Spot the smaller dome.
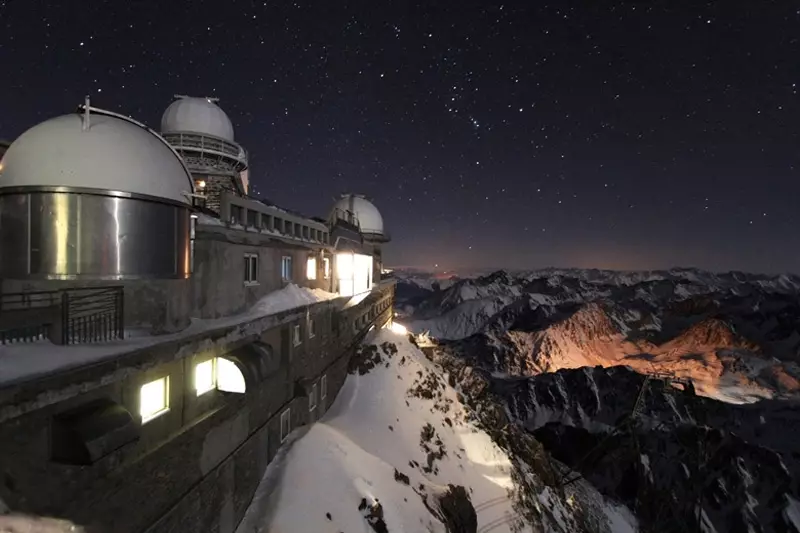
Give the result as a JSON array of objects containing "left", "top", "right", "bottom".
[
  {"left": 331, "top": 194, "right": 384, "bottom": 236},
  {"left": 0, "top": 111, "right": 193, "bottom": 204},
  {"left": 161, "top": 97, "right": 235, "bottom": 142}
]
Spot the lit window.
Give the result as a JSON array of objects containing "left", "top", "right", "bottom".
[
  {"left": 293, "top": 324, "right": 302, "bottom": 346},
  {"left": 323, "top": 257, "right": 330, "bottom": 279},
  {"left": 321, "top": 374, "right": 327, "bottom": 399},
  {"left": 195, "top": 359, "right": 216, "bottom": 396},
  {"left": 309, "top": 382, "right": 318, "bottom": 411},
  {"left": 308, "top": 318, "right": 315, "bottom": 338},
  {"left": 217, "top": 358, "right": 246, "bottom": 393},
  {"left": 281, "top": 256, "right": 293, "bottom": 281},
  {"left": 306, "top": 257, "right": 317, "bottom": 280},
  {"left": 244, "top": 253, "right": 259, "bottom": 284},
  {"left": 280, "top": 408, "right": 291, "bottom": 442},
  {"left": 140, "top": 377, "right": 169, "bottom": 423}
]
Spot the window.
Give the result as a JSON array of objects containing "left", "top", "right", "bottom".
[
  {"left": 230, "top": 205, "right": 244, "bottom": 225},
  {"left": 323, "top": 257, "right": 330, "bottom": 279},
  {"left": 274, "top": 217, "right": 283, "bottom": 233},
  {"left": 306, "top": 257, "right": 317, "bottom": 280},
  {"left": 285, "top": 221, "right": 293, "bottom": 235},
  {"left": 244, "top": 253, "right": 259, "bottom": 284},
  {"left": 140, "top": 377, "right": 169, "bottom": 423},
  {"left": 246, "top": 209, "right": 257, "bottom": 228},
  {"left": 262, "top": 214, "right": 272, "bottom": 231},
  {"left": 281, "top": 256, "right": 293, "bottom": 281},
  {"left": 293, "top": 324, "right": 302, "bottom": 346},
  {"left": 217, "top": 358, "right": 246, "bottom": 393},
  {"left": 321, "top": 375, "right": 327, "bottom": 399},
  {"left": 309, "top": 382, "right": 318, "bottom": 411},
  {"left": 280, "top": 408, "right": 291, "bottom": 442},
  {"left": 308, "top": 318, "right": 315, "bottom": 338},
  {"left": 195, "top": 359, "right": 215, "bottom": 396}
]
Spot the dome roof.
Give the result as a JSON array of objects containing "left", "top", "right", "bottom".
[
  {"left": 0, "top": 111, "right": 193, "bottom": 205},
  {"left": 161, "top": 97, "right": 235, "bottom": 142},
  {"left": 331, "top": 194, "right": 384, "bottom": 236}
]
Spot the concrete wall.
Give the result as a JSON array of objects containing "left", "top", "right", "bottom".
[
  {"left": 192, "top": 227, "right": 336, "bottom": 319},
  {"left": 0, "top": 281, "right": 395, "bottom": 533},
  {"left": 0, "top": 278, "right": 192, "bottom": 334}
]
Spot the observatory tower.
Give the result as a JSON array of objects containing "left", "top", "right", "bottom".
[
  {"left": 161, "top": 96, "right": 248, "bottom": 213},
  {"left": 330, "top": 193, "right": 390, "bottom": 285}
]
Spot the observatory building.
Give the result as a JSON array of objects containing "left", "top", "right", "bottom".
[
  {"left": 161, "top": 95, "right": 248, "bottom": 214},
  {"left": 0, "top": 139, "right": 10, "bottom": 161},
  {"left": 0, "top": 96, "right": 395, "bottom": 533}
]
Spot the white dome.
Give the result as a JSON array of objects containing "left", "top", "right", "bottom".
[
  {"left": 0, "top": 112, "right": 193, "bottom": 205},
  {"left": 161, "top": 97, "right": 235, "bottom": 142},
  {"left": 331, "top": 194, "right": 384, "bottom": 235}
]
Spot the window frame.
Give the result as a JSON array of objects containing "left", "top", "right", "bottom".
[
  {"left": 244, "top": 253, "right": 259, "bottom": 285},
  {"left": 308, "top": 317, "right": 315, "bottom": 338},
  {"left": 321, "top": 374, "right": 327, "bottom": 399},
  {"left": 280, "top": 408, "right": 291, "bottom": 442},
  {"left": 281, "top": 255, "right": 293, "bottom": 281},
  {"left": 293, "top": 324, "right": 302, "bottom": 346},
  {"left": 309, "top": 382, "right": 318, "bottom": 411},
  {"left": 323, "top": 257, "right": 330, "bottom": 279},
  {"left": 140, "top": 376, "right": 170, "bottom": 424}
]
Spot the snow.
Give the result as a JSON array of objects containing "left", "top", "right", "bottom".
[
  {"left": 238, "top": 328, "right": 637, "bottom": 533},
  {"left": 249, "top": 284, "right": 337, "bottom": 315},
  {"left": 237, "top": 328, "right": 523, "bottom": 533},
  {"left": 0, "top": 284, "right": 339, "bottom": 386}
]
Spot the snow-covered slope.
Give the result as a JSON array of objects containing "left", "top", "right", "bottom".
[{"left": 237, "top": 329, "right": 637, "bottom": 533}]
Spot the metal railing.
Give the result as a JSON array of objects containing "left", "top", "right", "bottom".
[{"left": 0, "top": 287, "right": 124, "bottom": 345}]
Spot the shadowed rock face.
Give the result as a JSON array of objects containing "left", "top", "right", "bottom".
[{"left": 434, "top": 485, "right": 477, "bottom": 533}]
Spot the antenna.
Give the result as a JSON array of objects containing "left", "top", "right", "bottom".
[{"left": 82, "top": 95, "right": 91, "bottom": 131}]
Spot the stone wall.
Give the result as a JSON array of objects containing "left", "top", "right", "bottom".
[{"left": 0, "top": 281, "right": 395, "bottom": 533}]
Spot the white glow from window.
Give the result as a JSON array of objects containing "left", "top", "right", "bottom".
[
  {"left": 195, "top": 359, "right": 215, "bottom": 396},
  {"left": 336, "top": 252, "right": 373, "bottom": 297},
  {"left": 306, "top": 257, "right": 317, "bottom": 280},
  {"left": 217, "top": 358, "right": 246, "bottom": 393},
  {"left": 390, "top": 322, "right": 408, "bottom": 335},
  {"left": 140, "top": 377, "right": 169, "bottom": 423}
]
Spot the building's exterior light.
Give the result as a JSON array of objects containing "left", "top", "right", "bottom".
[
  {"left": 197, "top": 180, "right": 207, "bottom": 189},
  {"left": 140, "top": 377, "right": 169, "bottom": 423},
  {"left": 195, "top": 359, "right": 215, "bottom": 396},
  {"left": 390, "top": 322, "right": 407, "bottom": 335}
]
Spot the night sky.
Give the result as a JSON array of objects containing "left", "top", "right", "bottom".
[{"left": 1, "top": 1, "right": 799, "bottom": 274}]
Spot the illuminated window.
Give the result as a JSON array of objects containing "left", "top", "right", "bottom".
[
  {"left": 323, "top": 257, "right": 330, "bottom": 279},
  {"left": 195, "top": 359, "right": 216, "bottom": 396},
  {"left": 280, "top": 408, "right": 291, "bottom": 442},
  {"left": 308, "top": 318, "right": 315, "bottom": 338},
  {"left": 321, "top": 374, "right": 327, "bottom": 399},
  {"left": 140, "top": 377, "right": 169, "bottom": 423},
  {"left": 244, "top": 253, "right": 259, "bottom": 284},
  {"left": 306, "top": 257, "right": 317, "bottom": 280},
  {"left": 217, "top": 358, "right": 246, "bottom": 393},
  {"left": 309, "top": 382, "right": 318, "bottom": 411},
  {"left": 293, "top": 324, "right": 302, "bottom": 346},
  {"left": 281, "top": 256, "right": 293, "bottom": 281}
]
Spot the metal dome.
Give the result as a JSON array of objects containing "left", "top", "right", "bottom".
[
  {"left": 0, "top": 110, "right": 194, "bottom": 205},
  {"left": 331, "top": 194, "right": 385, "bottom": 236},
  {"left": 161, "top": 96, "right": 235, "bottom": 142}
]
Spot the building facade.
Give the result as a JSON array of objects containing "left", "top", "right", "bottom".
[{"left": 0, "top": 98, "right": 395, "bottom": 533}]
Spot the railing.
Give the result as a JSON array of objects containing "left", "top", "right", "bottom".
[{"left": 0, "top": 287, "right": 124, "bottom": 345}]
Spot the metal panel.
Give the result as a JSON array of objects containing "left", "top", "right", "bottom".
[
  {"left": 0, "top": 190, "right": 190, "bottom": 279},
  {"left": 0, "top": 194, "right": 31, "bottom": 276}
]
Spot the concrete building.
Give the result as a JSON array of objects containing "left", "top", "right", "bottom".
[{"left": 0, "top": 99, "right": 395, "bottom": 533}]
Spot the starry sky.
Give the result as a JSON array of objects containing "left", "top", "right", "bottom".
[{"left": 1, "top": 1, "right": 799, "bottom": 274}]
